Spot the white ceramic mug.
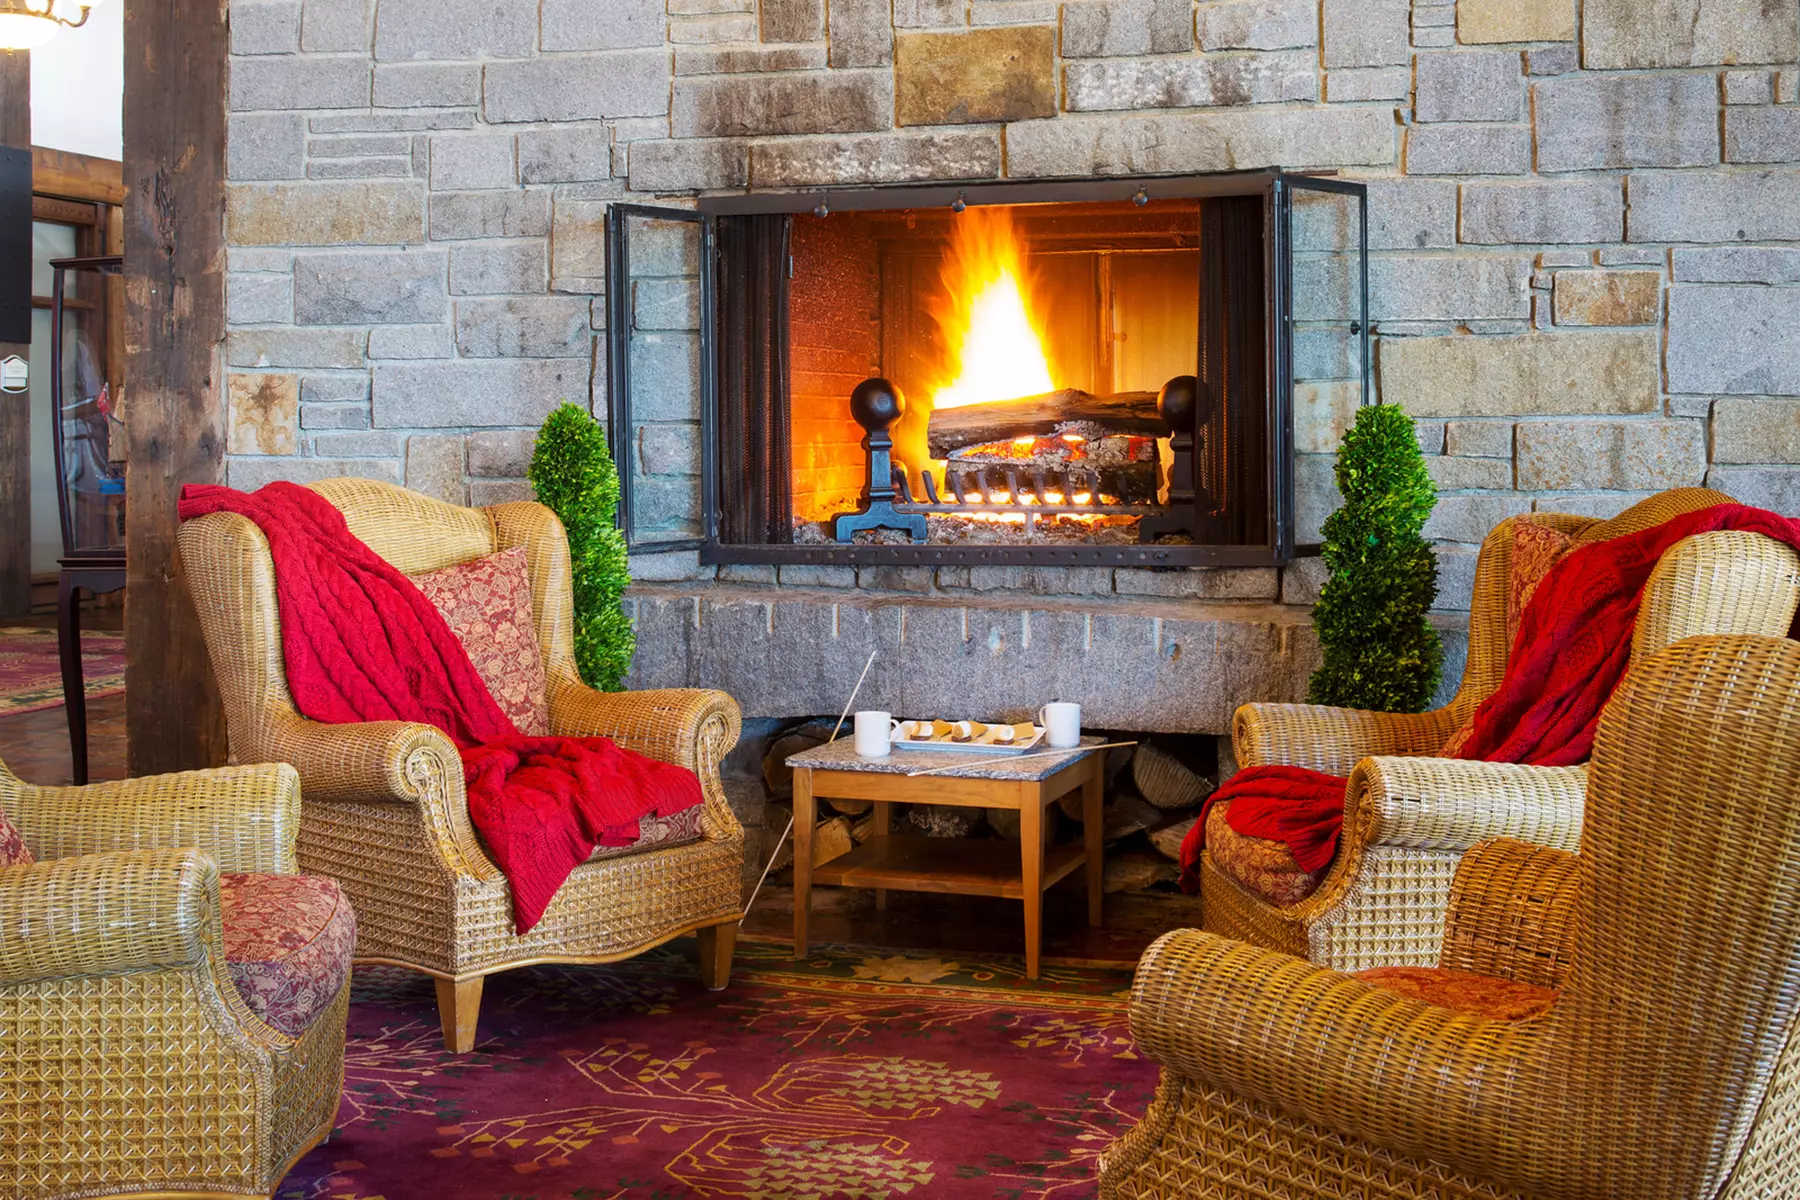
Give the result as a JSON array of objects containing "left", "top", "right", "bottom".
[
  {"left": 854, "top": 710, "right": 900, "bottom": 758},
  {"left": 1038, "top": 701, "right": 1082, "bottom": 749}
]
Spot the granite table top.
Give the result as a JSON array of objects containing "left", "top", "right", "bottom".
[{"left": 786, "top": 734, "right": 1107, "bottom": 782}]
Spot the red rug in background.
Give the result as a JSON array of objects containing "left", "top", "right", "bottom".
[
  {"left": 277, "top": 941, "right": 1156, "bottom": 1200},
  {"left": 0, "top": 627, "right": 125, "bottom": 716}
]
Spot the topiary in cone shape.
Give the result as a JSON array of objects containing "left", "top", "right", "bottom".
[
  {"left": 1307, "top": 403, "right": 1443, "bottom": 713},
  {"left": 527, "top": 403, "right": 636, "bottom": 692}
]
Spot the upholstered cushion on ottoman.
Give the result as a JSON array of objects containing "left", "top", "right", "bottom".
[
  {"left": 585, "top": 802, "right": 706, "bottom": 862},
  {"left": 1205, "top": 802, "right": 1325, "bottom": 906},
  {"left": 220, "top": 873, "right": 356, "bottom": 1037},
  {"left": 1354, "top": 965, "right": 1558, "bottom": 1020}
]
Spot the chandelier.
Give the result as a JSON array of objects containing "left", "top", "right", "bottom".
[{"left": 0, "top": 0, "right": 100, "bottom": 51}]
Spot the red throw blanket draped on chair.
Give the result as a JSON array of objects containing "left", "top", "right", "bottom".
[
  {"left": 1179, "top": 503, "right": 1800, "bottom": 892},
  {"left": 179, "top": 481, "right": 704, "bottom": 933}
]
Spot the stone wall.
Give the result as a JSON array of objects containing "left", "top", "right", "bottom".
[{"left": 221, "top": 0, "right": 1800, "bottom": 619}]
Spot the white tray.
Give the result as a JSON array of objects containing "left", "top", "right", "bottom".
[{"left": 892, "top": 725, "right": 1046, "bottom": 755}]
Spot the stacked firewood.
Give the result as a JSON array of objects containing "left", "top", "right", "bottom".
[{"left": 757, "top": 720, "right": 1215, "bottom": 895}]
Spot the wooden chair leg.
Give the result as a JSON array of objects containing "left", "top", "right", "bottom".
[
  {"left": 434, "top": 975, "right": 484, "bottom": 1053},
  {"left": 697, "top": 920, "right": 737, "bottom": 991}
]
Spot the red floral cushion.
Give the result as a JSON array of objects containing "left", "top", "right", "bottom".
[
  {"left": 220, "top": 873, "right": 356, "bottom": 1037},
  {"left": 1354, "top": 965, "right": 1558, "bottom": 1020},
  {"left": 1205, "top": 801, "right": 1323, "bottom": 907},
  {"left": 0, "top": 803, "right": 31, "bottom": 868},
  {"left": 411, "top": 547, "right": 550, "bottom": 737},
  {"left": 586, "top": 801, "right": 706, "bottom": 862}
]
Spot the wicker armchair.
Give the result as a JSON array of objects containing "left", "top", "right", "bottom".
[
  {"left": 0, "top": 760, "right": 346, "bottom": 1200},
  {"left": 1103, "top": 633, "right": 1800, "bottom": 1200},
  {"left": 1206, "top": 487, "right": 1800, "bottom": 969},
  {"left": 178, "top": 478, "right": 745, "bottom": 1053}
]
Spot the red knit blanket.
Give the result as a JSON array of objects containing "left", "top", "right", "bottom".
[
  {"left": 180, "top": 482, "right": 704, "bottom": 933},
  {"left": 1179, "top": 503, "right": 1800, "bottom": 892}
]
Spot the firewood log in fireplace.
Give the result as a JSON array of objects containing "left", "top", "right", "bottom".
[{"left": 925, "top": 388, "right": 1163, "bottom": 460}]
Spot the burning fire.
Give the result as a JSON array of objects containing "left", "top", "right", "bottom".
[{"left": 928, "top": 207, "right": 1055, "bottom": 411}]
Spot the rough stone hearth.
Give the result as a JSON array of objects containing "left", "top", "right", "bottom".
[{"left": 624, "top": 583, "right": 1468, "bottom": 734}]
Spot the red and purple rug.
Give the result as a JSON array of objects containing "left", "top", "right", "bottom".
[
  {"left": 0, "top": 626, "right": 126, "bottom": 716},
  {"left": 278, "top": 939, "right": 1156, "bottom": 1199}
]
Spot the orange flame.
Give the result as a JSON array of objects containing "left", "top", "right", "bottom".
[{"left": 927, "top": 208, "right": 1055, "bottom": 412}]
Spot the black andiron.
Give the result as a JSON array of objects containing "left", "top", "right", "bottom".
[{"left": 831, "top": 374, "right": 1214, "bottom": 545}]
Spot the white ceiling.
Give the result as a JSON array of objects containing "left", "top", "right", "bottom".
[{"left": 31, "top": 0, "right": 124, "bottom": 162}]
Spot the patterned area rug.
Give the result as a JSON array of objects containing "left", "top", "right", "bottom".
[
  {"left": 0, "top": 626, "right": 126, "bottom": 716},
  {"left": 278, "top": 940, "right": 1156, "bottom": 1199}
]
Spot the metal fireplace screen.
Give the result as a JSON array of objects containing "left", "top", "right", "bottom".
[{"left": 604, "top": 170, "right": 1368, "bottom": 567}]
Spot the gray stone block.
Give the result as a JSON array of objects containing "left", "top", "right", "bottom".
[
  {"left": 1583, "top": 0, "right": 1798, "bottom": 69},
  {"left": 1405, "top": 124, "right": 1530, "bottom": 175},
  {"left": 455, "top": 296, "right": 591, "bottom": 358},
  {"left": 1726, "top": 108, "right": 1800, "bottom": 164},
  {"left": 1116, "top": 567, "right": 1280, "bottom": 600},
  {"left": 1369, "top": 256, "right": 1531, "bottom": 323},
  {"left": 778, "top": 565, "right": 857, "bottom": 589},
  {"left": 894, "top": 0, "right": 965, "bottom": 25},
  {"left": 468, "top": 428, "right": 539, "bottom": 477},
  {"left": 858, "top": 566, "right": 934, "bottom": 593},
  {"left": 1668, "top": 284, "right": 1800, "bottom": 396},
  {"left": 1705, "top": 465, "right": 1800, "bottom": 513},
  {"left": 1672, "top": 247, "right": 1800, "bottom": 284},
  {"left": 1429, "top": 456, "right": 1513, "bottom": 490},
  {"left": 449, "top": 241, "right": 547, "bottom": 295},
  {"left": 428, "top": 135, "right": 516, "bottom": 191},
  {"left": 310, "top": 112, "right": 474, "bottom": 133},
  {"left": 830, "top": 0, "right": 896, "bottom": 66},
  {"left": 365, "top": 324, "right": 455, "bottom": 359},
  {"left": 518, "top": 125, "right": 616, "bottom": 186},
  {"left": 1534, "top": 75, "right": 1719, "bottom": 172},
  {"left": 1003, "top": 107, "right": 1395, "bottom": 177},
  {"left": 484, "top": 50, "right": 671, "bottom": 124},
  {"left": 751, "top": 131, "right": 1000, "bottom": 187},
  {"left": 1412, "top": 25, "right": 1456, "bottom": 48},
  {"left": 300, "top": 401, "right": 371, "bottom": 429},
  {"left": 228, "top": 112, "right": 306, "bottom": 181},
  {"left": 299, "top": 374, "right": 369, "bottom": 408},
  {"left": 629, "top": 333, "right": 702, "bottom": 420},
  {"left": 632, "top": 279, "right": 699, "bottom": 331},
  {"left": 669, "top": 13, "right": 760, "bottom": 43},
  {"left": 1445, "top": 421, "right": 1513, "bottom": 458},
  {"left": 1059, "top": 0, "right": 1193, "bottom": 55},
  {"left": 1713, "top": 398, "right": 1800, "bottom": 464},
  {"left": 1413, "top": 51, "right": 1523, "bottom": 123},
  {"left": 373, "top": 358, "right": 592, "bottom": 428},
  {"left": 232, "top": 0, "right": 301, "bottom": 54},
  {"left": 1324, "top": 67, "right": 1410, "bottom": 102},
  {"left": 404, "top": 435, "right": 468, "bottom": 505},
  {"left": 1195, "top": 0, "right": 1315, "bottom": 51},
  {"left": 1363, "top": 178, "right": 1456, "bottom": 250},
  {"left": 1517, "top": 419, "right": 1707, "bottom": 491},
  {"left": 374, "top": 63, "right": 481, "bottom": 109},
  {"left": 550, "top": 200, "right": 609, "bottom": 286},
  {"left": 955, "top": 566, "right": 1115, "bottom": 596},
  {"left": 228, "top": 456, "right": 402, "bottom": 490},
  {"left": 1724, "top": 69, "right": 1776, "bottom": 105},
  {"left": 1321, "top": 0, "right": 1408, "bottom": 66},
  {"left": 636, "top": 423, "right": 701, "bottom": 476},
  {"left": 675, "top": 45, "right": 830, "bottom": 75},
  {"left": 673, "top": 71, "right": 893, "bottom": 138},
  {"left": 1628, "top": 170, "right": 1800, "bottom": 244},
  {"left": 1280, "top": 555, "right": 1329, "bottom": 606},
  {"left": 311, "top": 430, "right": 401, "bottom": 457},
  {"left": 307, "top": 134, "right": 409, "bottom": 158},
  {"left": 541, "top": 0, "right": 665, "bottom": 50},
  {"left": 228, "top": 180, "right": 426, "bottom": 246},
  {"left": 228, "top": 248, "right": 293, "bottom": 274},
  {"left": 1065, "top": 50, "right": 1316, "bottom": 112},
  {"left": 429, "top": 191, "right": 549, "bottom": 241},
  {"left": 230, "top": 56, "right": 369, "bottom": 111},
  {"left": 293, "top": 249, "right": 446, "bottom": 325},
  {"left": 1432, "top": 545, "right": 1479, "bottom": 611},
  {"left": 1425, "top": 494, "right": 1532, "bottom": 543},
  {"left": 625, "top": 551, "right": 710, "bottom": 582},
  {"left": 301, "top": 0, "right": 372, "bottom": 52},
  {"left": 226, "top": 328, "right": 366, "bottom": 369},
  {"left": 1526, "top": 44, "right": 1578, "bottom": 75},
  {"left": 227, "top": 273, "right": 294, "bottom": 325},
  {"left": 1379, "top": 331, "right": 1659, "bottom": 417},
  {"left": 1295, "top": 453, "right": 1340, "bottom": 543},
  {"left": 305, "top": 157, "right": 412, "bottom": 180},
  {"left": 1459, "top": 179, "right": 1623, "bottom": 245},
  {"left": 372, "top": 0, "right": 536, "bottom": 60},
  {"left": 629, "top": 140, "right": 749, "bottom": 191},
  {"left": 469, "top": 479, "right": 536, "bottom": 506}
]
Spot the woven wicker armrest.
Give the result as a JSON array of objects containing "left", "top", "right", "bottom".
[
  {"left": 1351, "top": 756, "right": 1586, "bottom": 853},
  {"left": 0, "top": 848, "right": 221, "bottom": 986},
  {"left": 1129, "top": 927, "right": 1539, "bottom": 1174},
  {"left": 1439, "top": 838, "right": 1581, "bottom": 990},
  {"left": 548, "top": 681, "right": 742, "bottom": 772},
  {"left": 3, "top": 763, "right": 301, "bottom": 875},
  {"left": 1233, "top": 702, "right": 1462, "bottom": 774},
  {"left": 256, "top": 713, "right": 462, "bottom": 806}
]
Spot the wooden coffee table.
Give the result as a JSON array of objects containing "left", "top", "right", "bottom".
[{"left": 785, "top": 736, "right": 1107, "bottom": 979}]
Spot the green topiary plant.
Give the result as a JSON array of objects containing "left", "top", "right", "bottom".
[
  {"left": 528, "top": 403, "right": 636, "bottom": 692},
  {"left": 1307, "top": 403, "right": 1443, "bottom": 713}
]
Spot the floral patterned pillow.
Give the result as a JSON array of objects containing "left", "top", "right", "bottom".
[
  {"left": 0, "top": 804, "right": 33, "bottom": 868},
  {"left": 411, "top": 547, "right": 550, "bottom": 738}
]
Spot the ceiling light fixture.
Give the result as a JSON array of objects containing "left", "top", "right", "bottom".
[{"left": 0, "top": 0, "right": 101, "bottom": 52}]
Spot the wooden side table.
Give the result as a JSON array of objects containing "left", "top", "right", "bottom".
[{"left": 785, "top": 737, "right": 1107, "bottom": 979}]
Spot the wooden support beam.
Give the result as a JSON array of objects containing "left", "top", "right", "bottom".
[
  {"left": 0, "top": 49, "right": 30, "bottom": 619},
  {"left": 122, "top": 0, "right": 229, "bottom": 775},
  {"left": 33, "top": 146, "right": 127, "bottom": 206}
]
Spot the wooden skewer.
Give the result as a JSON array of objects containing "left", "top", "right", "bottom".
[{"left": 905, "top": 740, "right": 1138, "bottom": 778}]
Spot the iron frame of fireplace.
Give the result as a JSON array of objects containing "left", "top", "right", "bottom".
[{"left": 604, "top": 169, "right": 1368, "bottom": 568}]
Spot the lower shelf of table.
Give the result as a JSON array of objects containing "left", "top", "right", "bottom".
[{"left": 808, "top": 835, "right": 1088, "bottom": 900}]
